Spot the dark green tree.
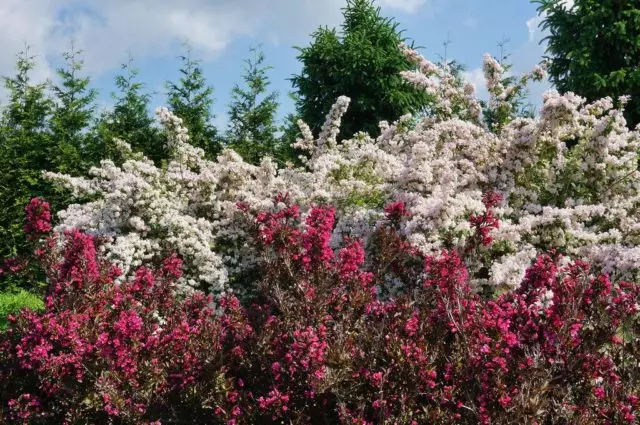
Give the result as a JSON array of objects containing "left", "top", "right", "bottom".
[
  {"left": 290, "top": 0, "right": 432, "bottom": 140},
  {"left": 278, "top": 111, "right": 304, "bottom": 165},
  {"left": 166, "top": 45, "right": 220, "bottom": 157},
  {"left": 98, "top": 54, "right": 164, "bottom": 164},
  {"left": 0, "top": 47, "right": 55, "bottom": 263},
  {"left": 534, "top": 0, "right": 640, "bottom": 127},
  {"left": 225, "top": 46, "right": 280, "bottom": 165},
  {"left": 49, "top": 43, "right": 99, "bottom": 174}
]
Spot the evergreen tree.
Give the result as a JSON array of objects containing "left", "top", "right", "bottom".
[
  {"left": 534, "top": 0, "right": 640, "bottom": 128},
  {"left": 0, "top": 47, "right": 55, "bottom": 263},
  {"left": 277, "top": 89, "right": 319, "bottom": 167},
  {"left": 225, "top": 46, "right": 279, "bottom": 165},
  {"left": 98, "top": 54, "right": 164, "bottom": 164},
  {"left": 49, "top": 43, "right": 99, "bottom": 174},
  {"left": 278, "top": 109, "right": 304, "bottom": 165},
  {"left": 166, "top": 45, "right": 220, "bottom": 157},
  {"left": 290, "top": 0, "right": 432, "bottom": 140}
]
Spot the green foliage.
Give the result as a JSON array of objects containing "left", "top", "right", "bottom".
[
  {"left": 0, "top": 45, "right": 100, "bottom": 288},
  {"left": 166, "top": 44, "right": 220, "bottom": 157},
  {"left": 276, "top": 91, "right": 307, "bottom": 166},
  {"left": 329, "top": 160, "right": 384, "bottom": 185},
  {"left": 290, "top": 0, "right": 432, "bottom": 140},
  {"left": 0, "top": 47, "right": 56, "bottom": 261},
  {"left": 534, "top": 0, "right": 640, "bottom": 127},
  {"left": 329, "top": 161, "right": 386, "bottom": 208},
  {"left": 49, "top": 43, "right": 100, "bottom": 174},
  {"left": 0, "top": 289, "right": 44, "bottom": 331},
  {"left": 341, "top": 188, "right": 386, "bottom": 209},
  {"left": 225, "top": 46, "right": 280, "bottom": 165},
  {"left": 98, "top": 54, "right": 165, "bottom": 164}
]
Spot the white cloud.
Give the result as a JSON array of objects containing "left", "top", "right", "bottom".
[
  {"left": 378, "top": 0, "right": 427, "bottom": 14},
  {"left": 0, "top": 0, "right": 60, "bottom": 84},
  {"left": 63, "top": 0, "right": 350, "bottom": 73},
  {"left": 0, "top": 0, "right": 352, "bottom": 82},
  {"left": 526, "top": 15, "right": 543, "bottom": 42},
  {"left": 462, "top": 67, "right": 488, "bottom": 101},
  {"left": 516, "top": 12, "right": 554, "bottom": 108},
  {"left": 0, "top": 0, "right": 434, "bottom": 87}
]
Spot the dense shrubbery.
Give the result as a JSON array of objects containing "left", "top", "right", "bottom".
[
  {"left": 42, "top": 43, "right": 640, "bottom": 299},
  {"left": 1, "top": 197, "right": 639, "bottom": 423},
  {"left": 0, "top": 44, "right": 284, "bottom": 276},
  {"left": 2, "top": 2, "right": 640, "bottom": 421}
]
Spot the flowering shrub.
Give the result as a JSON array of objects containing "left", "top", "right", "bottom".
[
  {"left": 0, "top": 202, "right": 234, "bottom": 423},
  {"left": 42, "top": 42, "right": 640, "bottom": 296},
  {"left": 23, "top": 198, "right": 52, "bottom": 240},
  {"left": 1, "top": 198, "right": 639, "bottom": 423}
]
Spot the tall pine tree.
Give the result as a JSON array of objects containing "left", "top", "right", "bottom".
[
  {"left": 98, "top": 54, "right": 164, "bottom": 164},
  {"left": 49, "top": 43, "right": 99, "bottom": 174},
  {"left": 166, "top": 44, "right": 220, "bottom": 157},
  {"left": 225, "top": 45, "right": 279, "bottom": 165},
  {"left": 290, "top": 0, "right": 432, "bottom": 140},
  {"left": 0, "top": 47, "right": 55, "bottom": 264}
]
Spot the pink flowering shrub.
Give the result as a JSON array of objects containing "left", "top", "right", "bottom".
[
  {"left": 0, "top": 198, "right": 53, "bottom": 291},
  {"left": 1, "top": 197, "right": 639, "bottom": 424},
  {"left": 23, "top": 198, "right": 51, "bottom": 241},
  {"left": 1, "top": 201, "right": 239, "bottom": 423}
]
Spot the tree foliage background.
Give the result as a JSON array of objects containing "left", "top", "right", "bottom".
[
  {"left": 0, "top": 48, "right": 58, "bottom": 265},
  {"left": 290, "top": 0, "right": 433, "bottom": 140},
  {"left": 225, "top": 46, "right": 280, "bottom": 165},
  {"left": 166, "top": 45, "right": 221, "bottom": 157},
  {"left": 97, "top": 55, "right": 165, "bottom": 165},
  {"left": 535, "top": 0, "right": 640, "bottom": 128}
]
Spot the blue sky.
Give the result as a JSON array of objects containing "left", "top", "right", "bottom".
[{"left": 0, "top": 0, "right": 552, "bottom": 130}]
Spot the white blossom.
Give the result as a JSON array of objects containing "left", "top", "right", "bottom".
[{"left": 45, "top": 48, "right": 640, "bottom": 293}]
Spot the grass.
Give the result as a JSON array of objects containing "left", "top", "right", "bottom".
[{"left": 0, "top": 289, "right": 44, "bottom": 331}]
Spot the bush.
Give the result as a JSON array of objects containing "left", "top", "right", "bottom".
[
  {"left": 1, "top": 197, "right": 638, "bottom": 424},
  {"left": 43, "top": 45, "right": 640, "bottom": 298},
  {"left": 1, "top": 209, "right": 229, "bottom": 423}
]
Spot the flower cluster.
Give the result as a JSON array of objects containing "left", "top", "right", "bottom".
[
  {"left": 0, "top": 222, "right": 232, "bottom": 423},
  {"left": 43, "top": 44, "right": 640, "bottom": 295},
  {"left": 398, "top": 42, "right": 482, "bottom": 122},
  {"left": 23, "top": 198, "right": 51, "bottom": 240},
  {"left": 1, "top": 199, "right": 639, "bottom": 424},
  {"left": 482, "top": 53, "right": 546, "bottom": 129}
]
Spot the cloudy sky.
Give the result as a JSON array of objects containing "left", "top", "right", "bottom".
[{"left": 0, "top": 0, "right": 553, "bottom": 128}]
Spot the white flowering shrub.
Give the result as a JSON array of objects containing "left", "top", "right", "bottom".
[{"left": 45, "top": 44, "right": 640, "bottom": 294}]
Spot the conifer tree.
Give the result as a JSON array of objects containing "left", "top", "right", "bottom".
[
  {"left": 226, "top": 46, "right": 279, "bottom": 165},
  {"left": 49, "top": 43, "right": 99, "bottom": 174},
  {"left": 0, "top": 47, "right": 54, "bottom": 262},
  {"left": 291, "top": 0, "right": 432, "bottom": 140},
  {"left": 98, "top": 54, "right": 164, "bottom": 164},
  {"left": 534, "top": 0, "right": 640, "bottom": 128},
  {"left": 166, "top": 44, "right": 220, "bottom": 157}
]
